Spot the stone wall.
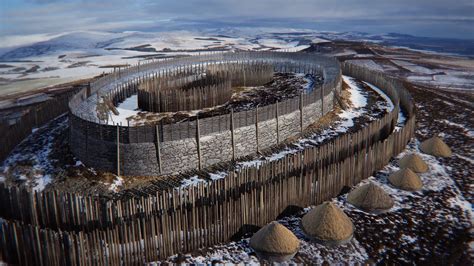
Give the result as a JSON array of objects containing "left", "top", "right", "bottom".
[
  {"left": 324, "top": 91, "right": 334, "bottom": 114},
  {"left": 160, "top": 138, "right": 198, "bottom": 174},
  {"left": 70, "top": 125, "right": 116, "bottom": 173},
  {"left": 70, "top": 122, "right": 162, "bottom": 175},
  {"left": 201, "top": 130, "right": 233, "bottom": 168},
  {"left": 68, "top": 52, "right": 342, "bottom": 176},
  {"left": 234, "top": 123, "right": 258, "bottom": 158},
  {"left": 69, "top": 86, "right": 337, "bottom": 176},
  {"left": 303, "top": 99, "right": 323, "bottom": 129},
  {"left": 68, "top": 83, "right": 339, "bottom": 176}
]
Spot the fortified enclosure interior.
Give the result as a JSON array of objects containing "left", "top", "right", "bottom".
[
  {"left": 0, "top": 0, "right": 472, "bottom": 263},
  {"left": 68, "top": 52, "right": 342, "bottom": 176},
  {"left": 0, "top": 50, "right": 420, "bottom": 265}
]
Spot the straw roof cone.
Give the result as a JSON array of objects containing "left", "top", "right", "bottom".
[
  {"left": 398, "top": 153, "right": 428, "bottom": 173},
  {"left": 389, "top": 168, "right": 423, "bottom": 191},
  {"left": 347, "top": 182, "right": 394, "bottom": 213},
  {"left": 301, "top": 202, "right": 354, "bottom": 246},
  {"left": 420, "top": 136, "right": 452, "bottom": 157},
  {"left": 250, "top": 221, "right": 299, "bottom": 262}
]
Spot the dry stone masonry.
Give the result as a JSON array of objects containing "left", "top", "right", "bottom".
[{"left": 68, "top": 52, "right": 342, "bottom": 176}]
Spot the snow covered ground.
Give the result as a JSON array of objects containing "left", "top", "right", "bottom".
[
  {"left": 164, "top": 139, "right": 472, "bottom": 264},
  {"left": 0, "top": 115, "right": 68, "bottom": 191},
  {"left": 343, "top": 53, "right": 474, "bottom": 92},
  {"left": 179, "top": 75, "right": 393, "bottom": 188},
  {"left": 3, "top": 28, "right": 471, "bottom": 99},
  {"left": 107, "top": 95, "right": 140, "bottom": 125},
  {"left": 0, "top": 29, "right": 317, "bottom": 97},
  {"left": 0, "top": 27, "right": 471, "bottom": 263}
]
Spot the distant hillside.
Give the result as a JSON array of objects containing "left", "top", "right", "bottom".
[{"left": 0, "top": 31, "right": 121, "bottom": 60}]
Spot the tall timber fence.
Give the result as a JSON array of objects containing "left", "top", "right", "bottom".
[
  {"left": 138, "top": 61, "right": 274, "bottom": 112},
  {"left": 0, "top": 88, "right": 82, "bottom": 162},
  {"left": 0, "top": 63, "right": 416, "bottom": 265},
  {"left": 68, "top": 53, "right": 341, "bottom": 176}
]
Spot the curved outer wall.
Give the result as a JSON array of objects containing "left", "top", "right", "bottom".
[{"left": 69, "top": 52, "right": 341, "bottom": 176}]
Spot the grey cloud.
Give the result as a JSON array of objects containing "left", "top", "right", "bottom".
[{"left": 1, "top": 0, "right": 473, "bottom": 39}]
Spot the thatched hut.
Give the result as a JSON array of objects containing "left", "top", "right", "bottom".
[
  {"left": 389, "top": 168, "right": 423, "bottom": 191},
  {"left": 347, "top": 182, "right": 394, "bottom": 213},
  {"left": 399, "top": 153, "right": 429, "bottom": 173},
  {"left": 249, "top": 221, "right": 299, "bottom": 262},
  {"left": 420, "top": 136, "right": 452, "bottom": 157},
  {"left": 301, "top": 202, "right": 354, "bottom": 246}
]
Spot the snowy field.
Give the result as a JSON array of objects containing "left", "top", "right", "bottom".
[
  {"left": 2, "top": 28, "right": 472, "bottom": 99},
  {"left": 341, "top": 51, "right": 474, "bottom": 91},
  {"left": 0, "top": 29, "right": 315, "bottom": 97},
  {"left": 163, "top": 139, "right": 472, "bottom": 264}
]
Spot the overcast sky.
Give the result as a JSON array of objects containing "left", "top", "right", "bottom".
[{"left": 1, "top": 0, "right": 473, "bottom": 39}]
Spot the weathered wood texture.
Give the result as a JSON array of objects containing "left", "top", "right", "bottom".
[
  {"left": 0, "top": 63, "right": 416, "bottom": 265},
  {"left": 0, "top": 88, "right": 81, "bottom": 162},
  {"left": 68, "top": 54, "right": 341, "bottom": 175},
  {"left": 138, "top": 62, "right": 273, "bottom": 112}
]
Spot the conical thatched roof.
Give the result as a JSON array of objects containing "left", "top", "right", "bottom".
[
  {"left": 347, "top": 182, "right": 394, "bottom": 212},
  {"left": 301, "top": 202, "right": 353, "bottom": 242},
  {"left": 399, "top": 154, "right": 428, "bottom": 173},
  {"left": 250, "top": 221, "right": 299, "bottom": 255},
  {"left": 420, "top": 136, "right": 452, "bottom": 157},
  {"left": 389, "top": 168, "right": 423, "bottom": 191}
]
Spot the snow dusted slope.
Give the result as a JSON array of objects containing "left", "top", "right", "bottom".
[
  {"left": 0, "top": 29, "right": 317, "bottom": 97},
  {"left": 0, "top": 31, "right": 124, "bottom": 60},
  {"left": 2, "top": 27, "right": 472, "bottom": 97}
]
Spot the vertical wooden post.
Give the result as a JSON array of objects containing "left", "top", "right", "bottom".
[
  {"left": 300, "top": 93, "right": 304, "bottom": 133},
  {"left": 34, "top": 106, "right": 39, "bottom": 128},
  {"left": 196, "top": 117, "right": 202, "bottom": 170},
  {"left": 85, "top": 122, "right": 89, "bottom": 163},
  {"left": 230, "top": 109, "right": 235, "bottom": 161},
  {"left": 275, "top": 101, "right": 280, "bottom": 144},
  {"left": 321, "top": 84, "right": 324, "bottom": 115},
  {"left": 255, "top": 106, "right": 259, "bottom": 153},
  {"left": 116, "top": 125, "right": 120, "bottom": 176},
  {"left": 86, "top": 82, "right": 91, "bottom": 98},
  {"left": 155, "top": 125, "right": 162, "bottom": 174}
]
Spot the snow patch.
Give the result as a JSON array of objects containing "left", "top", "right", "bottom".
[
  {"left": 117, "top": 94, "right": 138, "bottom": 111},
  {"left": 179, "top": 175, "right": 206, "bottom": 188},
  {"left": 363, "top": 81, "right": 394, "bottom": 111},
  {"left": 438, "top": 119, "right": 474, "bottom": 138},
  {"left": 109, "top": 176, "right": 124, "bottom": 192},
  {"left": 0, "top": 115, "right": 68, "bottom": 191}
]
